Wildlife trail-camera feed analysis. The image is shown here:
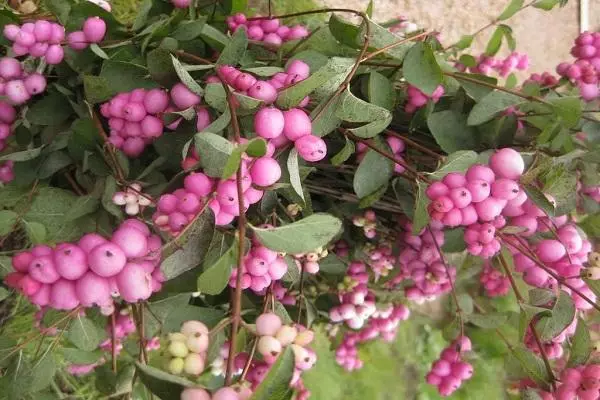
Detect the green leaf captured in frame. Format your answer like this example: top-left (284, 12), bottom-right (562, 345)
top-left (0, 210), bottom-right (17, 235)
top-left (147, 48), bottom-right (178, 87)
top-left (567, 318), bottom-right (591, 367)
top-left (246, 138), bottom-right (267, 157)
top-left (195, 132), bottom-right (235, 178)
top-left (456, 73), bottom-right (498, 102)
top-left (521, 388), bottom-right (543, 400)
top-left (412, 180), bottom-right (430, 235)
top-left (161, 210), bottom-right (215, 280)
top-left (509, 346), bottom-right (551, 387)
top-left (197, 236), bottom-right (237, 295)
top-left (428, 151), bottom-right (478, 179)
top-left (442, 227), bottom-right (466, 252)
top-left (533, 0), bottom-right (561, 10)
top-left (243, 67), bottom-right (284, 77)
top-left (276, 57), bottom-right (354, 108)
top-left (485, 25), bottom-right (511, 56)
top-left (221, 146), bottom-right (244, 180)
top-left (331, 137), bottom-right (355, 166)
top-left (252, 213), bottom-right (342, 254)
top-left (83, 75), bottom-right (114, 104)
top-left (100, 60), bottom-right (157, 93)
top-left (549, 97), bottom-right (582, 128)
top-left (353, 142), bottom-right (394, 198)
top-left (62, 348), bottom-right (104, 364)
top-left (136, 363), bottom-right (195, 400)
top-left (336, 89), bottom-right (392, 138)
top-left (361, 17), bottom-right (411, 60)
top-left (45, 0), bottom-right (71, 24)
top-left (204, 83), bottom-right (262, 114)
top-left (171, 54), bottom-right (204, 96)
top-left (362, 71), bottom-right (396, 111)
top-left (535, 290), bottom-right (575, 341)
top-left (310, 96), bottom-right (342, 137)
top-left (27, 93), bottom-right (73, 125)
top-left (455, 35), bottom-right (474, 49)
top-left (580, 214), bottom-right (600, 237)
top-left (0, 146), bottom-right (43, 162)
top-left (428, 110), bottom-right (477, 153)
top-left (523, 184), bottom-right (555, 217)
top-left (318, 253), bottom-right (347, 275)
top-left (89, 43), bottom-right (109, 59)
top-left (250, 347), bottom-right (295, 400)
top-left (328, 14), bottom-right (361, 48)
top-left (38, 151), bottom-right (73, 179)
top-left (221, 0), bottom-right (248, 13)
top-left (22, 220), bottom-right (47, 244)
top-left (101, 175), bottom-right (123, 219)
top-left (404, 42), bottom-right (443, 96)
top-left (467, 312), bottom-right (508, 329)
top-left (217, 28), bottom-right (248, 66)
top-left (172, 19), bottom-right (207, 41)
top-left (199, 24), bottom-right (230, 51)
top-left (498, 0), bottom-right (525, 20)
top-left (30, 353), bottom-right (57, 392)
top-left (0, 287), bottom-right (9, 302)
top-left (287, 149), bottom-right (305, 201)
top-left (67, 316), bottom-right (105, 351)
top-left (467, 91), bottom-right (524, 126)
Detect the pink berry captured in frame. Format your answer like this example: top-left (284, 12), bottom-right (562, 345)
top-left (250, 157), bottom-right (281, 187)
top-left (475, 197), bottom-right (506, 221)
top-left (33, 20), bottom-right (52, 42)
top-left (0, 57), bottom-right (22, 80)
top-left (235, 73), bottom-right (258, 91)
top-left (171, 83), bottom-right (201, 109)
top-left (177, 193), bottom-right (201, 214)
top-left (111, 226), bottom-right (149, 258)
top-left (180, 388), bottom-right (211, 400)
top-left (54, 244), bottom-right (88, 280)
top-left (78, 233), bottom-right (108, 253)
top-left (295, 135), bottom-right (327, 162)
top-left (76, 271), bottom-right (111, 307)
top-left (466, 164), bottom-right (495, 182)
top-left (68, 31), bottom-right (89, 50)
top-left (6, 80), bottom-right (30, 105)
top-left (212, 387), bottom-right (240, 400)
top-left (442, 173), bottom-right (467, 189)
top-left (49, 279), bottom-right (80, 310)
top-left (184, 172), bottom-right (213, 197)
top-left (82, 17), bottom-right (107, 43)
top-left (282, 108), bottom-right (311, 141)
top-left (247, 81), bottom-right (277, 104)
top-left (256, 312), bottom-right (282, 336)
top-left (88, 243), bottom-right (127, 277)
top-left (491, 179), bottom-right (520, 200)
top-left (15, 30), bottom-right (35, 47)
top-left (44, 44), bottom-right (64, 64)
top-left (30, 284), bottom-right (50, 306)
top-left (217, 180), bottom-right (239, 206)
top-left (536, 239), bottom-right (567, 263)
top-left (255, 107), bottom-right (285, 139)
top-left (143, 89), bottom-right (169, 114)
top-left (50, 24), bottom-right (65, 44)
top-left (287, 25), bottom-right (309, 40)
top-left (12, 252), bottom-right (33, 273)
top-left (263, 33), bottom-right (283, 47)
top-left (426, 182), bottom-right (450, 200)
top-left (3, 24), bottom-right (19, 41)
top-left (286, 60), bottom-right (310, 79)
top-left (431, 359), bottom-right (451, 376)
top-left (449, 187), bottom-right (472, 209)
top-left (247, 25), bottom-right (264, 40)
top-left (28, 255), bottom-right (61, 284)
top-left (122, 137), bottom-right (146, 157)
top-left (490, 148), bottom-right (524, 180)
top-left (116, 262), bottom-right (153, 302)
top-left (24, 73), bottom-right (47, 95)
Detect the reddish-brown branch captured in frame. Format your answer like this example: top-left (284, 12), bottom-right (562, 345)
top-left (384, 129), bottom-right (443, 160)
top-left (360, 30), bottom-right (432, 63)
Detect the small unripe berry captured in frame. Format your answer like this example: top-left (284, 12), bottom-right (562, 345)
top-left (258, 335), bottom-right (282, 357)
top-left (256, 313), bottom-right (282, 336)
top-left (168, 340), bottom-right (189, 358)
top-left (181, 320), bottom-right (209, 337)
top-left (186, 331), bottom-right (209, 353)
top-left (275, 325), bottom-right (298, 346)
top-left (168, 357), bottom-right (185, 375)
top-left (183, 353), bottom-right (205, 375)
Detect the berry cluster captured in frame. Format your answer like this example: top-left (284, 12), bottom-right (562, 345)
top-left (524, 314), bottom-right (577, 360)
top-left (289, 246), bottom-right (328, 275)
top-left (329, 261), bottom-right (377, 330)
top-left (426, 336), bottom-right (474, 396)
top-left (228, 240), bottom-right (288, 292)
top-left (0, 100), bottom-right (16, 152)
top-left (556, 31), bottom-right (600, 101)
top-left (68, 17), bottom-right (107, 51)
top-left (3, 21), bottom-right (65, 64)
top-left (389, 221), bottom-right (457, 303)
top-left (405, 84), bottom-right (444, 113)
top-left (215, 62), bottom-right (327, 163)
top-left (456, 52), bottom-right (529, 77)
top-left (5, 219), bottom-right (164, 313)
top-left (112, 183), bottom-right (153, 216)
top-left (334, 304), bottom-right (410, 371)
top-left (523, 71), bottom-right (559, 88)
top-left (352, 209), bottom-right (378, 238)
top-left (167, 320), bottom-right (210, 376)
top-left (479, 262), bottom-right (510, 297)
top-left (0, 57), bottom-right (47, 105)
top-left (100, 88), bottom-right (169, 157)
top-left (226, 14), bottom-right (309, 47)
top-left (363, 241), bottom-right (396, 278)
top-left (427, 148), bottom-right (526, 257)
top-left (357, 136), bottom-right (407, 174)
top-left (536, 364), bottom-right (600, 399)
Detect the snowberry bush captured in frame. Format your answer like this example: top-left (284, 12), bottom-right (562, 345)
top-left (0, 0), bottom-right (599, 399)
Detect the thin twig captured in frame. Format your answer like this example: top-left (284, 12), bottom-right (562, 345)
top-left (111, 312), bottom-right (118, 373)
top-left (360, 31), bottom-right (431, 63)
top-left (384, 129), bottom-right (442, 160)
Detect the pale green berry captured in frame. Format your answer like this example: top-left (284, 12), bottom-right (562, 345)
top-left (168, 340), bottom-right (189, 358)
top-left (168, 357), bottom-right (185, 375)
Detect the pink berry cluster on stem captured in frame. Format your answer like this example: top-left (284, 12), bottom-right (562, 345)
top-left (405, 84), bottom-right (444, 113)
top-left (3, 21), bottom-right (65, 64)
top-left (426, 336), bottom-right (474, 397)
top-left (5, 219), bottom-right (164, 313)
top-left (228, 240), bottom-right (288, 293)
top-left (0, 57), bottom-right (47, 105)
top-left (479, 261), bottom-right (510, 297)
top-left (556, 31), bottom-right (600, 101)
top-left (68, 17), bottom-right (107, 51)
top-left (112, 182), bottom-right (153, 216)
top-left (226, 13), bottom-right (309, 48)
top-left (167, 320), bottom-right (210, 376)
top-left (352, 209), bottom-right (378, 238)
top-left (455, 52), bottom-right (529, 78)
